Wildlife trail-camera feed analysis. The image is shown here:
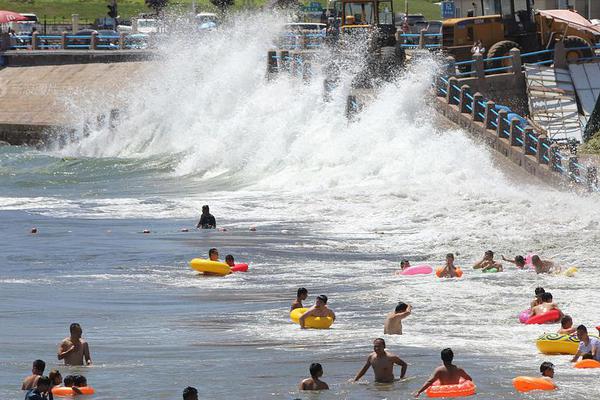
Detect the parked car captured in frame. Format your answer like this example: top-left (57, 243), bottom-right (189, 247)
top-left (195, 12), bottom-right (219, 31)
top-left (395, 13), bottom-right (426, 33)
top-left (97, 29), bottom-right (120, 49)
top-left (70, 29), bottom-right (97, 48)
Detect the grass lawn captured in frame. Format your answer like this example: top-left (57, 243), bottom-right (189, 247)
top-left (0, 0), bottom-right (442, 22)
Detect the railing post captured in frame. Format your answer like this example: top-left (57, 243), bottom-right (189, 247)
top-left (550, 144), bottom-right (562, 172)
top-left (509, 118), bottom-right (520, 146)
top-left (419, 29), bottom-right (426, 49)
top-left (280, 50), bottom-right (290, 72)
top-left (446, 56), bottom-right (456, 77)
top-left (31, 32), bottom-right (39, 50)
top-left (484, 101), bottom-right (496, 130)
top-left (61, 31), bottom-right (67, 50)
top-left (568, 156), bottom-right (580, 183)
top-left (510, 47), bottom-right (522, 78)
top-left (497, 109), bottom-right (508, 138)
top-left (472, 93), bottom-right (484, 121)
top-left (302, 59), bottom-right (312, 82)
top-left (587, 167), bottom-right (598, 191)
top-left (90, 32), bottom-right (97, 50)
top-left (474, 54), bottom-right (485, 79)
top-left (119, 32), bottom-right (126, 50)
top-left (267, 50), bottom-right (277, 76)
top-left (459, 85), bottom-right (471, 113)
top-left (447, 77), bottom-right (458, 104)
top-left (523, 127), bottom-right (536, 156)
top-left (537, 135), bottom-right (549, 164)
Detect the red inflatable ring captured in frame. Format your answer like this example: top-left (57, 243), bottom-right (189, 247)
top-left (526, 309), bottom-right (561, 324)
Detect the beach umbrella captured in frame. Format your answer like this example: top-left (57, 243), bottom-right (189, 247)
top-left (0, 11), bottom-right (27, 24)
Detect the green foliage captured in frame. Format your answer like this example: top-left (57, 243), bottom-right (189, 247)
top-left (210, 0), bottom-right (234, 13)
top-left (580, 132), bottom-right (600, 155)
top-left (145, 0), bottom-right (169, 14)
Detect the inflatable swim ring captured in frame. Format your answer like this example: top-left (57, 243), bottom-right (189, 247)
top-left (574, 359), bottom-right (600, 369)
top-left (518, 309), bottom-right (531, 323)
top-left (290, 308), bottom-right (333, 329)
top-left (426, 378), bottom-right (475, 398)
top-left (400, 264), bottom-right (433, 276)
top-left (230, 263), bottom-right (248, 273)
top-left (482, 268), bottom-right (498, 273)
top-left (563, 266), bottom-right (577, 277)
top-left (435, 267), bottom-right (463, 278)
top-left (512, 376), bottom-right (555, 392)
top-left (52, 386), bottom-right (95, 396)
top-left (189, 259), bottom-right (231, 276)
top-left (535, 333), bottom-right (600, 355)
top-left (525, 309), bottom-right (561, 324)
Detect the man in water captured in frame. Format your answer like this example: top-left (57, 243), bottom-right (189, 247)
top-left (384, 302), bottom-right (412, 335)
top-left (353, 338), bottom-right (407, 383)
top-left (24, 375), bottom-right (51, 400)
top-left (531, 255), bottom-right (556, 274)
top-left (501, 254), bottom-right (526, 269)
top-left (473, 250), bottom-right (503, 272)
top-left (291, 288), bottom-right (308, 311)
top-left (540, 362), bottom-right (556, 386)
top-left (196, 205), bottom-right (216, 229)
top-left (415, 348), bottom-right (472, 397)
top-left (299, 362), bottom-right (329, 391)
top-left (21, 359), bottom-right (45, 390)
top-left (571, 325), bottom-right (600, 362)
top-left (530, 292), bottom-right (563, 319)
top-left (558, 315), bottom-right (576, 335)
top-left (438, 253), bottom-right (459, 278)
top-left (299, 295), bottom-right (335, 329)
top-left (530, 287), bottom-right (545, 308)
top-left (182, 386), bottom-right (199, 400)
top-left (57, 323), bottom-right (92, 366)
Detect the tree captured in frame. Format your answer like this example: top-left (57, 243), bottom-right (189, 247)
top-left (145, 0), bottom-right (169, 15)
top-left (210, 0), bottom-right (235, 14)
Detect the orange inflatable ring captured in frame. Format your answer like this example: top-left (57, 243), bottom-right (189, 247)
top-left (574, 359), bottom-right (600, 369)
top-left (52, 386), bottom-right (95, 396)
top-left (435, 267), bottom-right (463, 278)
top-left (512, 376), bottom-right (555, 392)
top-left (426, 378), bottom-right (475, 398)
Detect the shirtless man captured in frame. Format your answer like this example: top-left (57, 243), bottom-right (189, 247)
top-left (415, 348), bottom-right (472, 397)
top-left (438, 253), bottom-right (459, 278)
top-left (299, 295), bottom-right (335, 329)
top-left (558, 315), bottom-right (576, 335)
top-left (501, 255), bottom-right (526, 269)
top-left (384, 302), bottom-right (412, 335)
top-left (22, 359), bottom-right (45, 390)
top-left (531, 255), bottom-right (556, 274)
top-left (299, 363), bottom-right (329, 391)
top-left (530, 292), bottom-right (563, 319)
top-left (530, 287), bottom-right (545, 308)
top-left (539, 362), bottom-right (556, 386)
top-left (473, 250), bottom-right (503, 272)
top-left (291, 288), bottom-right (308, 311)
top-left (57, 323), bottom-right (92, 366)
top-left (353, 338), bottom-right (407, 383)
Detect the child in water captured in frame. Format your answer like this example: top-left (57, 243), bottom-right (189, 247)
top-left (225, 255), bottom-right (235, 267)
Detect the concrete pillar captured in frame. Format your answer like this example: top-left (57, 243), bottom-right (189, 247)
top-left (524, 127), bottom-right (536, 156)
top-left (31, 32), bottom-right (39, 50)
top-left (509, 119), bottom-right (521, 146)
top-left (554, 40), bottom-right (567, 69)
top-left (510, 47), bottom-right (522, 78)
top-left (419, 29), bottom-right (426, 49)
top-left (537, 135), bottom-right (549, 164)
top-left (72, 14), bottom-right (79, 33)
top-left (267, 50), bottom-right (277, 75)
top-left (61, 31), bottom-right (67, 49)
top-left (447, 77), bottom-right (459, 104)
top-left (497, 109), bottom-right (509, 138)
top-left (280, 50), bottom-right (290, 72)
top-left (446, 56), bottom-right (456, 77)
top-left (474, 54), bottom-right (485, 79)
top-left (0, 32), bottom-right (10, 51)
top-left (90, 32), bottom-right (97, 50)
top-left (484, 101), bottom-right (496, 130)
top-left (119, 32), bottom-right (126, 50)
top-left (459, 85), bottom-right (471, 113)
top-left (472, 93), bottom-right (484, 122)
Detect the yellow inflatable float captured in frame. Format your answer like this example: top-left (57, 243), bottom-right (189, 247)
top-left (189, 258), bottom-right (231, 276)
top-left (290, 308), bottom-right (334, 329)
top-left (536, 333), bottom-right (600, 355)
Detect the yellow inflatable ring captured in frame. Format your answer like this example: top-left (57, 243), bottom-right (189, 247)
top-left (189, 258), bottom-right (231, 276)
top-left (536, 333), bottom-right (600, 355)
top-left (290, 308), bottom-right (334, 329)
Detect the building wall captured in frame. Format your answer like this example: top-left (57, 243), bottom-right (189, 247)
top-left (449, 0), bottom-right (600, 19)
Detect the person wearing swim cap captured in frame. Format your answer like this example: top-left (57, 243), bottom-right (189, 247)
top-left (352, 338), bottom-right (407, 383)
top-left (299, 295), bottom-right (335, 329)
top-left (501, 254), bottom-right (526, 269)
top-left (438, 254), bottom-right (459, 278)
top-left (473, 250), bottom-right (503, 272)
top-left (299, 362), bottom-right (329, 391)
top-left (384, 302), bottom-right (411, 335)
top-left (415, 348), bottom-right (472, 397)
top-left (571, 325), bottom-right (600, 362)
top-left (196, 205), bottom-right (216, 229)
top-left (291, 288), bottom-right (308, 311)
top-left (530, 292), bottom-right (563, 319)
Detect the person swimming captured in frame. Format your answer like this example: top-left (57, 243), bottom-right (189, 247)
top-left (531, 255), bottom-right (557, 274)
top-left (299, 363), bottom-right (329, 391)
top-left (415, 348), bottom-right (472, 398)
top-left (384, 302), bottom-right (412, 335)
top-left (352, 338), bottom-right (407, 383)
top-left (208, 248), bottom-right (219, 262)
top-left (540, 361), bottom-right (556, 385)
top-left (531, 292), bottom-right (563, 319)
top-left (291, 288), bottom-right (308, 311)
top-left (558, 315), bottom-right (576, 335)
top-left (299, 295), bottom-right (335, 329)
top-left (473, 250), bottom-right (503, 272)
top-left (530, 287), bottom-right (545, 308)
top-left (438, 253), bottom-right (459, 278)
top-left (21, 359), bottom-right (45, 390)
top-left (48, 369), bottom-right (62, 389)
top-left (502, 254), bottom-right (526, 269)
top-left (225, 254), bottom-right (235, 267)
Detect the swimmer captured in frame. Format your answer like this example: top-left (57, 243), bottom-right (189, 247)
top-left (415, 348), bottom-right (472, 398)
top-left (291, 288), bottom-right (308, 311)
top-left (539, 362), bottom-right (555, 385)
top-left (438, 253), bottom-right (459, 278)
top-left (299, 363), bottom-right (329, 391)
top-left (473, 250), bottom-right (503, 272)
top-left (63, 375), bottom-right (75, 387)
top-left (531, 255), bottom-right (557, 274)
top-left (57, 323), bottom-right (92, 366)
top-left (48, 369), bottom-right (62, 389)
top-left (24, 375), bottom-right (51, 400)
top-left (182, 386), bottom-right (199, 400)
top-left (394, 260), bottom-right (411, 275)
top-left (22, 359), bottom-right (45, 390)
top-left (530, 292), bottom-right (563, 319)
top-left (225, 254), bottom-right (235, 267)
top-left (501, 254), bottom-right (526, 269)
top-left (571, 325), bottom-right (600, 362)
top-left (353, 338), bottom-right (407, 383)
top-left (384, 302), bottom-right (412, 335)
top-left (299, 295), bottom-right (335, 329)
top-left (530, 287), bottom-right (545, 308)
top-left (196, 205), bottom-right (216, 229)
top-left (558, 315), bottom-right (576, 335)
top-left (208, 248), bottom-right (219, 261)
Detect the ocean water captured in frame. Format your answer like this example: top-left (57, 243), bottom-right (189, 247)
top-left (2, 11), bottom-right (600, 400)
